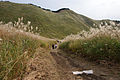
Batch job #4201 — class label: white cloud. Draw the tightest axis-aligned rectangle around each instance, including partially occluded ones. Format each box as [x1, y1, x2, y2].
[7, 0, 120, 20]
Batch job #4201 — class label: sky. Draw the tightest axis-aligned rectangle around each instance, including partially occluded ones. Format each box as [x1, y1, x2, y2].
[4, 0, 120, 20]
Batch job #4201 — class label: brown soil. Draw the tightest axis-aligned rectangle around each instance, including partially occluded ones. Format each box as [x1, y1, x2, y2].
[22, 49, 120, 80]
[50, 50, 104, 80]
[22, 48, 60, 80]
[52, 50, 120, 80]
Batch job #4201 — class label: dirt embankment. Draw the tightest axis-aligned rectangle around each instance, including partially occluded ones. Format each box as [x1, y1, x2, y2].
[22, 48, 60, 80]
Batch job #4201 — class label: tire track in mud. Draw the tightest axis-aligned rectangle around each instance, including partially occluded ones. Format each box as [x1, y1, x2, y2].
[50, 50, 120, 80]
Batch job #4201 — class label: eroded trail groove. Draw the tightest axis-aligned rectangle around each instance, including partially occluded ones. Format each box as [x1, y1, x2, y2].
[50, 50, 104, 80]
[22, 49, 120, 80]
[50, 50, 120, 80]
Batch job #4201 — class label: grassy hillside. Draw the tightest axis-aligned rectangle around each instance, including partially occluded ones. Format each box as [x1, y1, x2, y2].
[0, 1, 98, 39]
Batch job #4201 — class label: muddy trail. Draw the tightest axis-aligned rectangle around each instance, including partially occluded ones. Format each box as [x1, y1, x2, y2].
[22, 48, 120, 80]
[50, 50, 120, 80]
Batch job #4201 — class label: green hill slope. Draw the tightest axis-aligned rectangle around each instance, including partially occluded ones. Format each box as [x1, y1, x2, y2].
[0, 1, 98, 39]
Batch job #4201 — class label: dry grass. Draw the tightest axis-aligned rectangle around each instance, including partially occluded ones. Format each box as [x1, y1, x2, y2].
[0, 19, 54, 80]
[63, 21, 120, 41]
[60, 22, 120, 63]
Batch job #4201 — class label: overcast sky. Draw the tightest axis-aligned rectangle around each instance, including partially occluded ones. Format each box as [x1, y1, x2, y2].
[5, 0, 120, 20]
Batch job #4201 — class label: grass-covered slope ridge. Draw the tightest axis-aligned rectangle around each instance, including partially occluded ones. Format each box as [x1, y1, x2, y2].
[0, 1, 98, 39]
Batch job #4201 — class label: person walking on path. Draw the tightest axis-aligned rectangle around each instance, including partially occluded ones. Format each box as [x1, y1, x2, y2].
[52, 43, 58, 49]
[52, 44, 54, 49]
[54, 44, 57, 49]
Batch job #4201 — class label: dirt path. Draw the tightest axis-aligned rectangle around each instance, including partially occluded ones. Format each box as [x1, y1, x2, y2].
[22, 48, 120, 80]
[50, 50, 120, 80]
[50, 50, 76, 80]
[50, 50, 104, 80]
